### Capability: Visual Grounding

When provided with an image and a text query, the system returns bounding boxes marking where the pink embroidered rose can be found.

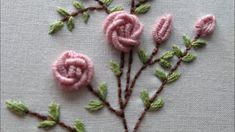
[103,11,144,52]
[152,14,172,44]
[195,15,216,37]
[52,51,94,90]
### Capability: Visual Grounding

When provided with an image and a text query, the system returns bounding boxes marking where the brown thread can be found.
[133,36,200,132]
[123,44,161,108]
[87,85,122,117]
[124,50,133,99]
[28,111,76,132]
[130,0,136,14]
[61,0,110,22]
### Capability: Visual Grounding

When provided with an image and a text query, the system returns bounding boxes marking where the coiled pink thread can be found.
[103,11,144,52]
[152,14,172,44]
[195,15,216,37]
[52,51,94,90]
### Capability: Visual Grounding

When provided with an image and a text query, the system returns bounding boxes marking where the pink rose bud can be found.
[195,15,216,37]
[103,11,144,52]
[152,14,172,44]
[52,51,94,90]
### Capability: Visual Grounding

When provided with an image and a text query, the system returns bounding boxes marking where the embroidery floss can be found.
[52,51,94,90]
[103,11,144,52]
[152,14,172,44]
[195,15,216,37]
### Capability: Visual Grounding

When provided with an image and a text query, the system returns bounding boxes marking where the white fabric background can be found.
[1,0,234,132]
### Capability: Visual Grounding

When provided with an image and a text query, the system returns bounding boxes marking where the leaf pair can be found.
[155,68,181,84]
[140,89,164,111]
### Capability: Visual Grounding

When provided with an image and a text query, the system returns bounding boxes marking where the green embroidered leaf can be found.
[49,21,64,34]
[159,59,172,69]
[182,53,196,63]
[98,82,108,100]
[74,119,85,132]
[161,51,174,60]
[5,100,29,116]
[134,3,151,14]
[138,48,149,64]
[109,6,124,12]
[149,98,164,111]
[101,0,113,6]
[82,11,90,24]
[172,45,183,58]
[67,16,75,32]
[192,39,206,48]
[110,60,122,76]
[48,102,60,122]
[56,7,70,17]
[155,68,167,81]
[183,34,191,48]
[38,120,56,129]
[85,100,103,112]
[140,89,150,107]
[73,0,84,10]
[167,72,181,83]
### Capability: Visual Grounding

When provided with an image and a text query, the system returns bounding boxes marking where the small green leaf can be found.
[48,102,60,122]
[82,11,90,24]
[134,3,151,14]
[85,100,103,112]
[98,82,108,100]
[161,51,174,60]
[149,98,164,111]
[56,7,70,17]
[38,120,56,129]
[140,89,150,107]
[182,53,196,63]
[49,21,64,34]
[67,16,75,32]
[73,0,84,10]
[5,100,29,116]
[138,48,149,64]
[167,72,181,83]
[110,60,122,76]
[159,59,172,69]
[172,45,183,58]
[155,68,167,81]
[192,39,206,48]
[74,119,85,132]
[101,0,113,6]
[183,34,191,48]
[109,6,124,12]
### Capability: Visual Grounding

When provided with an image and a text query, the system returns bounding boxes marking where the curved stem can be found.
[61,0,110,22]
[123,44,161,108]
[87,85,122,117]
[28,111,76,132]
[130,0,136,14]
[133,36,200,132]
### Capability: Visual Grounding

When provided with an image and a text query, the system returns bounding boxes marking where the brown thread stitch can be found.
[124,50,133,99]
[28,111,76,132]
[132,36,200,132]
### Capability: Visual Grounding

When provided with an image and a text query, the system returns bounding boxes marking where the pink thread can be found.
[195,15,216,37]
[152,14,172,44]
[103,11,144,52]
[52,51,94,90]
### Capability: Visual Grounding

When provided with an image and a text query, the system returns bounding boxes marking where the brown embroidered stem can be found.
[61,0,110,22]
[124,50,133,99]
[87,85,122,117]
[123,44,161,108]
[130,0,136,14]
[133,36,200,132]
[28,111,76,132]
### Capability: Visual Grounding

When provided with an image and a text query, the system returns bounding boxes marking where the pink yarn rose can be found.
[152,14,172,44]
[195,15,216,37]
[103,11,144,52]
[52,51,94,90]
